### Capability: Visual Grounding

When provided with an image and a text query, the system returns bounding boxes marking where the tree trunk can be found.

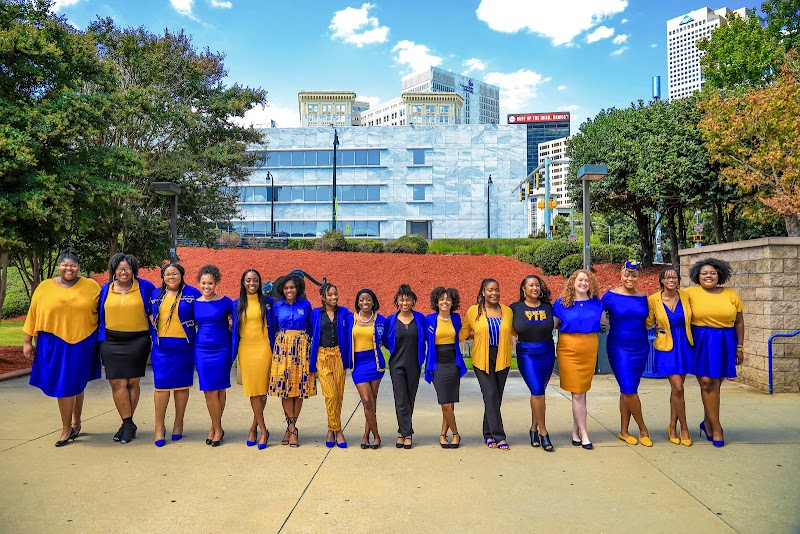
[786,213,800,237]
[0,253,8,318]
[677,206,687,248]
[634,209,654,268]
[666,209,680,270]
[724,203,737,242]
[712,203,724,244]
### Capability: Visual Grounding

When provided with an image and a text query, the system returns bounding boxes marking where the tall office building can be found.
[402,67,500,124]
[507,112,571,178]
[666,6,746,100]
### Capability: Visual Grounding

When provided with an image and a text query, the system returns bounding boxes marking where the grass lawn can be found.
[0,320,24,346]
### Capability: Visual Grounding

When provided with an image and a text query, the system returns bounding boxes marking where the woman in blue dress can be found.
[149,262,201,447]
[194,265,233,447]
[601,261,652,447]
[647,266,694,446]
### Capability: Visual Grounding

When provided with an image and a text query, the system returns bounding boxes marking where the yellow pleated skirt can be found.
[557,333,598,393]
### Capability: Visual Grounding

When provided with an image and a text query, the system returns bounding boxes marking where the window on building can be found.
[411,105,422,114]
[355,150,368,165]
[411,185,426,201]
[425,105,436,114]
[411,149,425,165]
[307,104,318,113]
[322,104,332,112]
[425,116,436,124]
[439,105,449,114]
[367,185,380,201]
[335,104,346,113]
[291,151,305,166]
[439,116,449,123]
[367,150,380,165]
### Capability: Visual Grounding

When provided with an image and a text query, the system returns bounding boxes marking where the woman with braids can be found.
[382,284,426,450]
[98,253,155,444]
[194,265,233,447]
[424,287,466,449]
[459,278,515,451]
[149,263,201,447]
[269,273,314,448]
[350,288,387,449]
[553,269,604,450]
[232,269,274,450]
[685,258,744,448]
[23,249,101,447]
[310,282,353,448]
[510,275,556,452]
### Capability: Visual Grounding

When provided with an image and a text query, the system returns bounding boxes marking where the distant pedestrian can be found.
[350,288,386,449]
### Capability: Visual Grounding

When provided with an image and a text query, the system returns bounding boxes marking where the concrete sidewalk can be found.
[0,370,798,533]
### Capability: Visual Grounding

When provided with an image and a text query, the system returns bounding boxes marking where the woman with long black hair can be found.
[149,262,201,447]
[350,288,386,449]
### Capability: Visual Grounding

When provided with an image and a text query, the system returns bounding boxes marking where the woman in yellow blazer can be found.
[459,278,515,451]
[646,266,694,446]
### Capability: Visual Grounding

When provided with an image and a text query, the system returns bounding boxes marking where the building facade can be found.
[298,91,366,127]
[232,125,527,240]
[402,67,500,125]
[361,92,464,126]
[528,136,571,236]
[507,112,571,178]
[666,6,747,100]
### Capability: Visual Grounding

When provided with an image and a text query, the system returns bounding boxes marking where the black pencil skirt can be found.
[100,330,151,379]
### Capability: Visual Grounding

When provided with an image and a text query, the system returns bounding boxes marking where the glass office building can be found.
[232,125,527,239]
[507,112,571,178]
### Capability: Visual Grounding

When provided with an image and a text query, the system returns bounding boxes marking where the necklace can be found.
[200,293,217,302]
[438,314,451,321]
[358,310,375,323]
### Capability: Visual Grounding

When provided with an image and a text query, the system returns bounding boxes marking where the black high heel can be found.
[450,432,460,449]
[530,429,540,447]
[113,424,124,442]
[55,428,79,447]
[440,434,451,449]
[212,429,224,447]
[540,433,554,452]
[120,422,137,444]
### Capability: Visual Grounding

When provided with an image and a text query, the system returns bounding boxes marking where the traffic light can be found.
[692,234,702,243]
[534,172,540,189]
[519,189,526,201]
[549,224,555,233]
[527,181,534,195]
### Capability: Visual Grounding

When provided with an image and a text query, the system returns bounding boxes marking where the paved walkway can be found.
[0,371,798,533]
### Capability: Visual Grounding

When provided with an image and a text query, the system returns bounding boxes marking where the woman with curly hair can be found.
[424,287,466,449]
[553,269,604,450]
[382,284,426,450]
[149,262,201,447]
[459,278,515,451]
[510,274,556,452]
[269,272,314,448]
[685,258,744,448]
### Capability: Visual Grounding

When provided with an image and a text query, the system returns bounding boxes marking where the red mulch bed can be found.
[0,346,28,376]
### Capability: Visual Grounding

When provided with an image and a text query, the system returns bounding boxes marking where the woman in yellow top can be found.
[459,278,515,451]
[23,249,101,447]
[685,258,744,448]
[232,269,274,450]
[646,266,694,446]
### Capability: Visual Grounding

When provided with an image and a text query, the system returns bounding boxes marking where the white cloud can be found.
[610,46,629,56]
[621,18,628,23]
[356,95,382,107]
[233,102,300,129]
[462,58,487,75]
[170,0,199,20]
[612,34,628,45]
[392,40,443,72]
[586,25,614,43]
[210,0,232,7]
[52,0,84,11]
[650,43,658,48]
[557,85,568,91]
[484,68,551,112]
[329,3,389,47]
[475,0,628,46]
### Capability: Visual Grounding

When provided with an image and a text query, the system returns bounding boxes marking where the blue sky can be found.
[54,0,753,132]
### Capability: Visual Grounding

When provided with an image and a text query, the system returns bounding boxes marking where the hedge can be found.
[429,238,541,256]
[558,253,585,278]
[313,230,347,252]
[608,244,635,263]
[355,239,384,253]
[386,234,428,254]
[532,241,581,275]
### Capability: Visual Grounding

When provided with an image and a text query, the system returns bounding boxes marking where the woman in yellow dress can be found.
[23,249,101,447]
[232,269,273,450]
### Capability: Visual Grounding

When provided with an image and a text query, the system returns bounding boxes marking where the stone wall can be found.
[679,237,800,393]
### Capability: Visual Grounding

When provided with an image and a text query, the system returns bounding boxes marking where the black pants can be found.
[473,346,509,441]
[390,361,421,437]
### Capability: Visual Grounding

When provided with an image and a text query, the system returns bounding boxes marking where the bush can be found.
[217,231,241,248]
[244,236,263,250]
[514,245,537,264]
[532,241,581,275]
[344,239,359,252]
[389,234,428,254]
[355,239,384,253]
[2,269,30,318]
[287,239,303,250]
[384,240,417,254]
[590,244,612,264]
[558,253,585,278]
[608,244,635,263]
[428,238,538,256]
[313,229,347,252]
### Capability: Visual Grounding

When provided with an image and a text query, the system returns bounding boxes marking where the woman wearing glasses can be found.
[685,258,744,448]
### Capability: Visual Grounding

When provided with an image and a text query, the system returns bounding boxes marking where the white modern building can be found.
[232,125,527,239]
[666,6,747,100]
[526,136,571,236]
[402,67,500,124]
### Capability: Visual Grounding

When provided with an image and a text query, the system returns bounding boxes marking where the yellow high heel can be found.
[618,433,638,445]
[668,426,680,445]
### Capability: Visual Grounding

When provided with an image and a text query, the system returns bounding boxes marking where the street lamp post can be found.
[266,171,275,236]
[332,128,339,232]
[152,182,182,262]
[576,165,608,270]
[486,174,493,238]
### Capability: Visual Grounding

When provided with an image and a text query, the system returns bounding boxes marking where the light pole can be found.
[486,174,493,238]
[152,181,182,261]
[592,221,611,244]
[266,171,275,236]
[576,165,608,270]
[332,128,339,232]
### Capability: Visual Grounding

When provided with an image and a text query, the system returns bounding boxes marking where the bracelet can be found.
[736,345,743,350]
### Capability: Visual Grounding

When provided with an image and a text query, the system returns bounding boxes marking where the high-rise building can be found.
[507,112,571,178]
[298,91,369,127]
[360,92,464,126]
[666,6,746,100]
[402,67,500,124]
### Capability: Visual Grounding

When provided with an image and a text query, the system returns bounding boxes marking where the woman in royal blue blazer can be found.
[382,284,426,450]
[424,287,466,449]
[351,288,386,449]
[149,262,201,447]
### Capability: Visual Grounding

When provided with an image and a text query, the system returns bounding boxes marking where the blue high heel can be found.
[171,433,183,441]
[154,439,166,447]
[257,430,269,450]
[713,439,725,448]
[699,422,713,442]
[326,430,335,448]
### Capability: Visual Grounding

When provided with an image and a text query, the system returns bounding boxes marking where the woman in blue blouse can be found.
[601,261,652,447]
[553,269,604,450]
[424,287,466,448]
[269,273,314,448]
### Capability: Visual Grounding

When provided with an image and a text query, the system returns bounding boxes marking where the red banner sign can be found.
[507,112,570,124]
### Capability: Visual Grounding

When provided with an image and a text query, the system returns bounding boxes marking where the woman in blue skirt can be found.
[510,274,556,452]
[194,265,233,447]
[601,261,652,447]
[149,263,201,447]
[23,249,101,447]
[685,258,744,448]
[351,288,386,449]
[647,266,694,446]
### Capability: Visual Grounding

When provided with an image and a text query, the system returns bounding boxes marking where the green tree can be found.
[762,0,800,49]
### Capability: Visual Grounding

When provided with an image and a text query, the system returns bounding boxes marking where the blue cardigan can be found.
[231,295,274,363]
[309,306,354,373]
[423,312,467,383]
[350,313,388,371]
[98,277,156,341]
[382,310,427,368]
[149,285,201,344]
